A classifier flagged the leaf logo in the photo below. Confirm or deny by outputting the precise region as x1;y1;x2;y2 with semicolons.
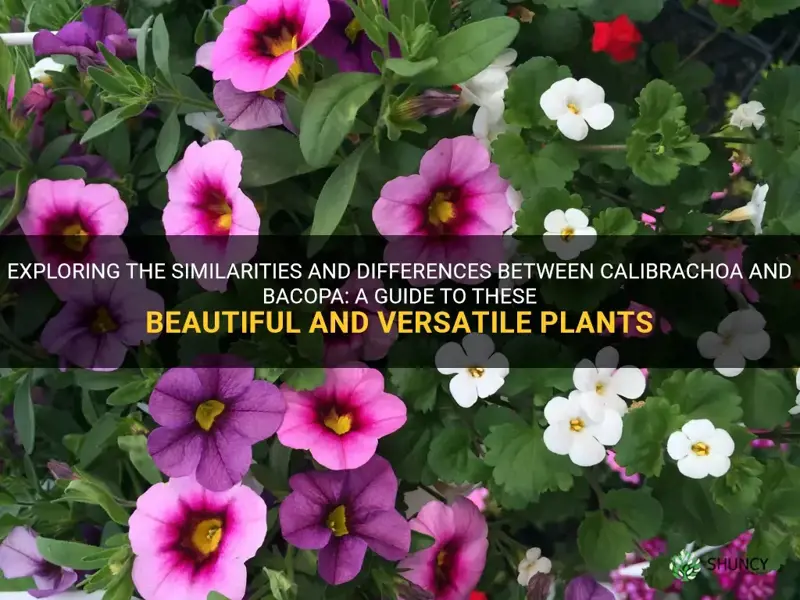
669;549;701;582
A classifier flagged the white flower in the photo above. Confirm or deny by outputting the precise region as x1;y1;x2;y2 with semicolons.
697;307;770;377
195;41;215;71
539;77;614;141
573;346;646;422
543;391;623;467
667;419;734;479
506;187;523;235
185;112;227;143
729;101;765;130
543;208;597;260
435;333;509;408
791;369;800;415
29;57;64;83
473;103;516;150
459;49;516;109
517;547;552;586
718;183;768;235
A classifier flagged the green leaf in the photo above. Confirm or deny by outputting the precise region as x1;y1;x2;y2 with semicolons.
37;134;77;172
614;396;682;477
0;169;33;232
643;554;677;591
36;538;109;570
427;423;486;484
74;370;140;390
62;479;129;525
492;134;579;199
736;369;795;429
13;374;35;454
504;57;572;129
710;454;764;514
228;128;318;187
308;143;370;257
412;17;519;86
208;593;230;600
106;379;153;406
13;57;31;104
603;489;664;539
592;207;638;235
151;14;171;77
88;66;131;96
380;414;441;485
577;511;635;571
79;412;121;468
299;72;382;168
656;369;742;425
527;9;582;55
410;530;436;552
137;15;154;73
43;165;87;180
514;187;582;235
573;0;666;21
384;57;439;77
0;40;13;94
81;104;146;144
118;435;162;485
155;109;181;172
282;368;325;391
102;558;134;600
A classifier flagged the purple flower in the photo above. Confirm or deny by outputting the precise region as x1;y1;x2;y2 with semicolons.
279;455;411;585
566;575;615;600
213;80;292;131
33;7;135;70
314;0;400;73
0;527;78;598
21;83;56;118
59;155;118;180
147;355;287;492
47;460;76;480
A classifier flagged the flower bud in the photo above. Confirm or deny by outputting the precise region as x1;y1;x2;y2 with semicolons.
393;90;461;122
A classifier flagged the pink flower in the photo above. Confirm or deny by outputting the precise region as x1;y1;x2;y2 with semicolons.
277;366;406;470
211;0;330;92
372;136;511;284
164;140;259;291
711;162;743;200
711;530;778;599
611;538;681;600
129;476;266;600
398;498;489;600
640;206;664;230
694;242;759;303
465;487;489;512
323;276;398;366
605;450;641;485
615;301;672;338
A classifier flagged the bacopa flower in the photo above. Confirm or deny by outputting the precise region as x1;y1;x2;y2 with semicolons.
41;276;164;371
129;476;267;600
435;333;509;408
667;419;734;479
718;183;768;234
729;100;765;130
33;6;135;69
592;15;642;62
279;455;411;585
164;140;259;292
0;527;78;598
573;346;646;421
211;0;330;92
278;366;406;470
517;548;552;587
697;307;770;377
543;391;623;467
399;498;489;600
539;78;614;141
543;208;597;260
147;355;286;491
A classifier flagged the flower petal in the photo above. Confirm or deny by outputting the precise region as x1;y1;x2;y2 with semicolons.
318;535;368;585
557;112;589;141
582;103;614;130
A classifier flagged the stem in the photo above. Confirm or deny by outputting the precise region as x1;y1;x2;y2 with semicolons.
420;484;448;503
676;28;722;70
285;544;295;582
579;144;626;151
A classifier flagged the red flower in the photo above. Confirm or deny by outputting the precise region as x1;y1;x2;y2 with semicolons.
592;15;642;63
469;593;488;600
713;0;740;6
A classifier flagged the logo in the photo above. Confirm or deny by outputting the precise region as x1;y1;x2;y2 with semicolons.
669;550;702;582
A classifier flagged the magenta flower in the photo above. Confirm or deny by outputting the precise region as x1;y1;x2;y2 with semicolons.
605;450;641;485
41;276;164;371
614;301;672;339
33;7;135;70
323;276;398;365
277;366;406;470
711;530;777;598
211;0;330;92
129;476;267;600
694;242;759;303
565;575;615;600
0;527;78;598
398;498;489;600
279;455;411;585
465;487;489;512
640;206;664;230
213;80;291;130
21;83;55;118
147;356;286;491
164;140;259;292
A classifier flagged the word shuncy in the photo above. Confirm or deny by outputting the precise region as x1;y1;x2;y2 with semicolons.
702;557;770;573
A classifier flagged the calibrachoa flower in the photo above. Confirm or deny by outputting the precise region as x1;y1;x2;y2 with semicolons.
279;455;411;585
458;50;517;115
543;208;597;260
611;538;681;600
543;391;623;467
40;275;164;370
592;16;642;63
697;307;770;377
466;487;489;512
565;575;615;600
640;206;664;230
719;183;768;234
164;140;259;292
710;530;778;599
211;0;330;92
517;548;552;586
540;78;614;141
573;346;646;421
0;527;78;598
33;6;135;69
399;498;489;600
213;80;292;131
730;100;765;130
278;366;406;470
667;419;734;479
435;333;509;408
606;449;641;485
147;356;286;491
129;475;267;600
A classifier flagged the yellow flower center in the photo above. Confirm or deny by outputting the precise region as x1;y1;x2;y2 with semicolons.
260;88;277;99
62;222;90;252
40;75;53;87
264;27;303;86
691;442;710;456
468;367;485;378
323;407;353;435
569;418;584;432
428;190;456;226
326;505;349;536
345;18;363;44
90;306;118;334
437;550;448;567
594;382;605;395
195;399;225;431
208;198;232;231
567;103;580;115
561;226;575;241
190;518;223;556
